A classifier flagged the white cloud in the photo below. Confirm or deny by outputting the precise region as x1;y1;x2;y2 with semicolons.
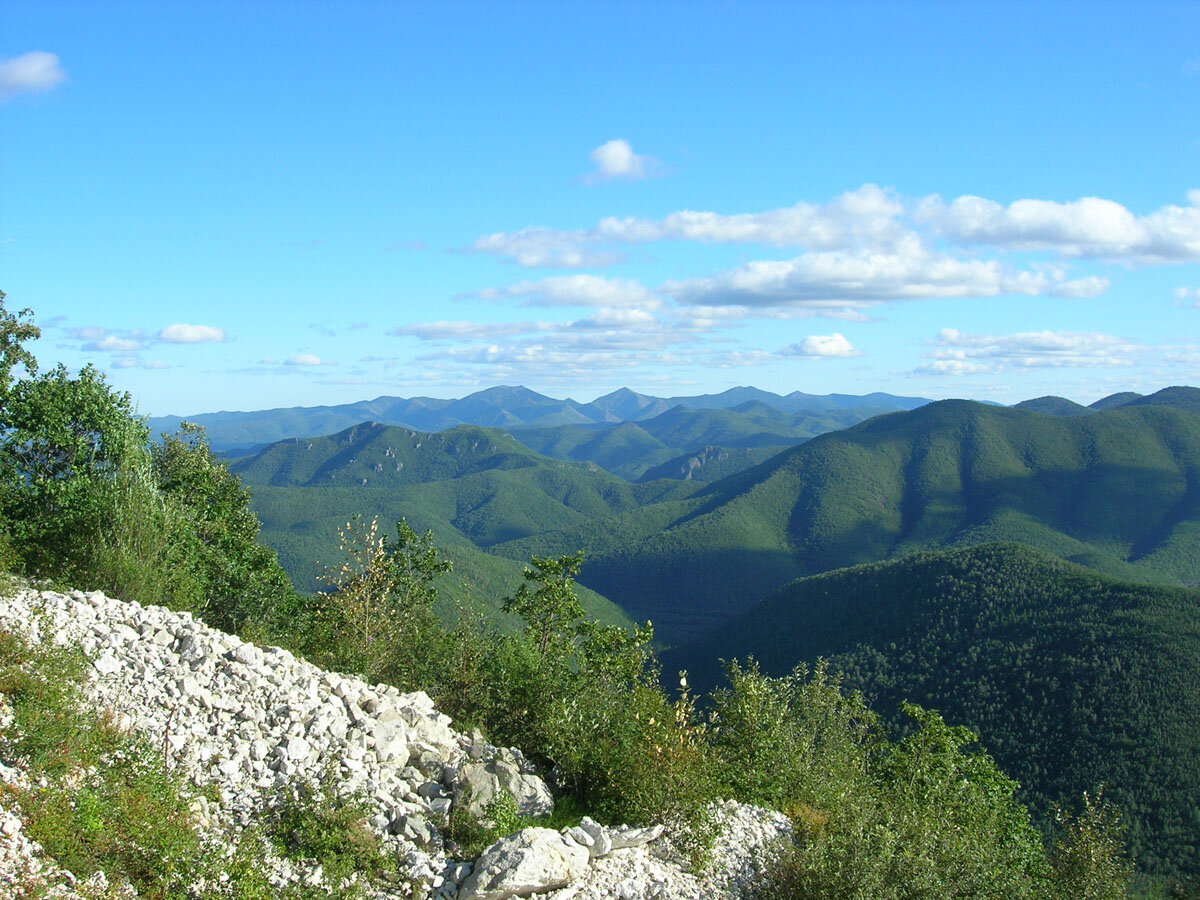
85;336;143;352
391;321;538;340
477;274;663;309
663;238;1105;311
470;227;622;268
779;333;860;359
471;184;909;267
1176;286;1200;307
915;191;1200;262
112;358;169;371
0;52;66;98
587;139;661;181
158;323;227;343
285;354;331;366
915;328;1139;375
595;183;906;247
913;359;992;376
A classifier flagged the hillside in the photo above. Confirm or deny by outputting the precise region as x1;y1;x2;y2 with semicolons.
512;402;905;481
230;421;706;629
638;445;788;483
490;398;1200;643
662;543;1200;878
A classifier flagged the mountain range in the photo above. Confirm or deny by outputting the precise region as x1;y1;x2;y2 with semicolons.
148;385;930;454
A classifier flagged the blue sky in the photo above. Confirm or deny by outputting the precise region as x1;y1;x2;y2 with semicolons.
3;0;1199;416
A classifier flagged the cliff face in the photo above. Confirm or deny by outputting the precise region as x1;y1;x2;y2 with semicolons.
0;586;787;899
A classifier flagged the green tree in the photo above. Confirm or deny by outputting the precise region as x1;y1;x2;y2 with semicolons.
0;289;40;405
152;421;297;634
502;552;585;661
0;362;148;583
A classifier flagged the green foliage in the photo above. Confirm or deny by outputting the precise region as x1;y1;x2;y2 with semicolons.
309;514;452;688
266;777;398;887
750;704;1053;900
707;660;878;813
502;552;586;660
445;556;720;861
668;543;1200;880
0;288;40;405
0;300;297;628
152;422;298;634
0;363;147;583
1048;790;1135;900
447;787;527;858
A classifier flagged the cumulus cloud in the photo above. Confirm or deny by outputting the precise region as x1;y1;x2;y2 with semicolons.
470;226;624;268
471;183;1200;279
915;191;1200;262
779;333;860;359
594;183;906;247
470;184;908;267
587;139;661;181
914;328;1138;375
476;274;663;309
663;238;1106;312
0;52;66;98
158;323;227;343
285;354;332;366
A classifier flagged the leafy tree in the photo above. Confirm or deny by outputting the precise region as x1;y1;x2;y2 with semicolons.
0;362;148;583
502;552;586;661
0;288;40;404
1048;790;1134;900
152;422;297;633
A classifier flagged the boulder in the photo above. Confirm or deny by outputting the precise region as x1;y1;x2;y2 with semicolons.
452;757;554;819
458;827;590;900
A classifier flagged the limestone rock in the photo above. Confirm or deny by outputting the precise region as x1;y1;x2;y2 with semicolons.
458;827;590;900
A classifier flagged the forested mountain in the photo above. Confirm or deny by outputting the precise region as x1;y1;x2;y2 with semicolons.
231;421;697;621
489;397;1200;642
510;401;888;480
662;543;1200;878
150;385;930;454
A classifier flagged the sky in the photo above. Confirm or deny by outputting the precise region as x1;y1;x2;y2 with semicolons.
3;0;1200;417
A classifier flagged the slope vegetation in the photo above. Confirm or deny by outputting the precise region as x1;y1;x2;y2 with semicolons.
663;543;1200;878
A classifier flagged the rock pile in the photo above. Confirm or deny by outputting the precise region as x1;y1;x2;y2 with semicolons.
0;586;789;898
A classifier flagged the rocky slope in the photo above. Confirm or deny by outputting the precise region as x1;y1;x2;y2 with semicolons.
0;586;788;899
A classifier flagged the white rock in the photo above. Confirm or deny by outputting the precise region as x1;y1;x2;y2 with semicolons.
459;827;591;900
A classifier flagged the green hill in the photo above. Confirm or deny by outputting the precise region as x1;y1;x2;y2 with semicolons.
491;400;1200;643
511;403;890;480
1125;385;1200;415
1090;391;1144;411
1012;395;1095;416
662;543;1200;879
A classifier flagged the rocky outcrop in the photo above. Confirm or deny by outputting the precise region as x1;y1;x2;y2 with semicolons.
0;586;790;898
